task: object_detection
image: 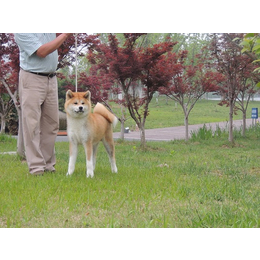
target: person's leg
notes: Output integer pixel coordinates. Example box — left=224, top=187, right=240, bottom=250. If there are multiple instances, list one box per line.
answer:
left=19, top=70, right=47, bottom=174
left=40, top=76, right=59, bottom=172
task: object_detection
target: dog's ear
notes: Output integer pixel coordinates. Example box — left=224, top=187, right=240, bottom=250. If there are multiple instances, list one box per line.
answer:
left=83, top=91, right=91, bottom=101
left=66, top=90, right=74, bottom=100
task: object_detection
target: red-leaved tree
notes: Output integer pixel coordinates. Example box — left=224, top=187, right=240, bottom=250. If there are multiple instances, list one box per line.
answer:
left=86, top=33, right=179, bottom=148
left=0, top=33, right=20, bottom=135
left=159, top=51, right=224, bottom=141
left=209, top=33, right=257, bottom=142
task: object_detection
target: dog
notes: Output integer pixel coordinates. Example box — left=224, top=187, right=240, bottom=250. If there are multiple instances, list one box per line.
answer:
left=64, top=90, right=118, bottom=178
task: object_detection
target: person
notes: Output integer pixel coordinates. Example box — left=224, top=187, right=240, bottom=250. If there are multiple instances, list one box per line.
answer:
left=15, top=33, right=72, bottom=176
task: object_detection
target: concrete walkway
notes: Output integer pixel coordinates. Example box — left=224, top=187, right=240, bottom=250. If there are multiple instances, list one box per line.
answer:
left=55, top=119, right=255, bottom=142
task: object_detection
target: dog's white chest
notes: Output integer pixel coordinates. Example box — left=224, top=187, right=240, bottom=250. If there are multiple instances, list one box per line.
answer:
left=67, top=118, right=89, bottom=144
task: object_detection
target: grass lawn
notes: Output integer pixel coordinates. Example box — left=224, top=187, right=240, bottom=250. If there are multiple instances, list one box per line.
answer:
left=1, top=123, right=260, bottom=227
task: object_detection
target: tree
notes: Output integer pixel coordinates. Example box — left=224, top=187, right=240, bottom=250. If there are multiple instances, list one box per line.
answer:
left=0, top=33, right=22, bottom=153
left=159, top=51, right=224, bottom=141
left=209, top=33, right=257, bottom=142
left=86, top=33, right=178, bottom=148
left=235, top=67, right=259, bottom=136
left=87, top=34, right=213, bottom=142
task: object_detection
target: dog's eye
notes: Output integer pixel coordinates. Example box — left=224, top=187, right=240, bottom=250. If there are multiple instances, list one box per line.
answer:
left=74, top=102, right=78, bottom=105
left=81, top=102, right=85, bottom=105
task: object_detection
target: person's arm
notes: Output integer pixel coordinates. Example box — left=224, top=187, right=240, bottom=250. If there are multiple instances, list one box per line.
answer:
left=36, top=33, right=72, bottom=58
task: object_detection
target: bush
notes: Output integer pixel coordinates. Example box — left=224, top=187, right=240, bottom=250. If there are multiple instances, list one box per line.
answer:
left=191, top=123, right=260, bottom=142
left=191, top=124, right=215, bottom=141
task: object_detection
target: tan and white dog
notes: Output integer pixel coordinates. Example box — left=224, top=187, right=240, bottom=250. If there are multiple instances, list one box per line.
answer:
left=64, top=90, right=118, bottom=178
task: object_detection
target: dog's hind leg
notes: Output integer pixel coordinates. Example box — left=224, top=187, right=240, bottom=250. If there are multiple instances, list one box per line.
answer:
left=102, top=138, right=117, bottom=173
left=84, top=141, right=94, bottom=178
left=66, top=141, right=78, bottom=176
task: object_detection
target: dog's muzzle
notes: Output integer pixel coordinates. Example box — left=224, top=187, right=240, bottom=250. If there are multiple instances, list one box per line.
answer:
left=75, top=106, right=84, bottom=113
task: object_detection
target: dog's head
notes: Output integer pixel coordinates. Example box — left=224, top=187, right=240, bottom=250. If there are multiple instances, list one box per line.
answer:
left=64, top=90, right=91, bottom=118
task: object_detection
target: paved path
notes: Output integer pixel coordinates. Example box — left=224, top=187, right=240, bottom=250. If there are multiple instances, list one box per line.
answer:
left=56, top=119, right=255, bottom=142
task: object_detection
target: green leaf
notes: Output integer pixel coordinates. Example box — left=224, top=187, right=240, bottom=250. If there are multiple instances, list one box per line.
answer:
left=253, top=67, right=260, bottom=73
left=252, top=59, right=260, bottom=63
left=245, top=33, right=256, bottom=38
left=256, top=82, right=260, bottom=88
left=232, top=37, right=241, bottom=42
left=252, top=44, right=260, bottom=52
left=241, top=39, right=251, bottom=47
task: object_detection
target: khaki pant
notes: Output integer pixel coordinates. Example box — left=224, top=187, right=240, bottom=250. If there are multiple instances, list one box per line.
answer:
left=18, top=69, right=59, bottom=174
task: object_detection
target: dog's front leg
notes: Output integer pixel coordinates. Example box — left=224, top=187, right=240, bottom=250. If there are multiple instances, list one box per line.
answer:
left=66, top=141, right=78, bottom=176
left=92, top=143, right=99, bottom=171
left=84, top=141, right=94, bottom=178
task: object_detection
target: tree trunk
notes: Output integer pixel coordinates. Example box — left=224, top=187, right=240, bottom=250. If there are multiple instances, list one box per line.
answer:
left=0, top=114, right=6, bottom=134
left=119, top=105, right=126, bottom=140
left=182, top=103, right=189, bottom=141
left=120, top=119, right=125, bottom=140
left=242, top=110, right=246, bottom=137
left=184, top=115, right=189, bottom=141
left=139, top=124, right=146, bottom=149
left=229, top=104, right=234, bottom=143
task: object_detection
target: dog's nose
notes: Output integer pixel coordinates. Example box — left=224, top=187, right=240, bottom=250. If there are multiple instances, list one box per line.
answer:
left=79, top=106, right=83, bottom=111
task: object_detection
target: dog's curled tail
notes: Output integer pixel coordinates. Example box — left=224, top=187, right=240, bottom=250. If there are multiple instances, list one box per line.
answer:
left=94, top=103, right=118, bottom=128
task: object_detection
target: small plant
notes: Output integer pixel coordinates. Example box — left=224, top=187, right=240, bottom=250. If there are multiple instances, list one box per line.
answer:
left=214, top=124, right=226, bottom=138
left=170, top=150, right=176, bottom=156
left=190, top=124, right=214, bottom=141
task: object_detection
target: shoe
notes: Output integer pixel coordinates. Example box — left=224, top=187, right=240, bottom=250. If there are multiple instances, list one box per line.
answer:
left=32, top=171, right=44, bottom=176
left=45, top=169, right=56, bottom=173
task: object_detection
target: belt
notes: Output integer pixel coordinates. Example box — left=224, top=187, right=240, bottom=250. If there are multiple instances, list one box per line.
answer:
left=29, top=71, right=56, bottom=78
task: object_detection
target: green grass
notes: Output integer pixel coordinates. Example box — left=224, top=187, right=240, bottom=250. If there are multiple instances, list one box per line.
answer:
left=1, top=124, right=260, bottom=227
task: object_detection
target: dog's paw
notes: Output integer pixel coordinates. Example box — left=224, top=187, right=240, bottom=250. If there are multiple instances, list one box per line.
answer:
left=86, top=170, right=94, bottom=178
left=66, top=171, right=73, bottom=176
left=112, top=165, right=118, bottom=173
